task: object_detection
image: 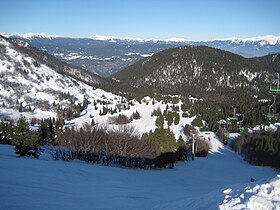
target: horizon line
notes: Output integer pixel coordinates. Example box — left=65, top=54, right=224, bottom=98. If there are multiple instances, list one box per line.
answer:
left=1, top=32, right=280, bottom=43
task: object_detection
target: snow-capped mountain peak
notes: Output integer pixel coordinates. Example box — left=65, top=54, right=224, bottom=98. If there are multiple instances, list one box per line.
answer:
left=163, top=37, right=190, bottom=43
left=92, top=35, right=118, bottom=41
left=5, top=32, right=59, bottom=40
left=92, top=35, right=145, bottom=42
left=216, top=35, right=280, bottom=45
left=122, top=36, right=144, bottom=42
left=245, top=35, right=280, bottom=45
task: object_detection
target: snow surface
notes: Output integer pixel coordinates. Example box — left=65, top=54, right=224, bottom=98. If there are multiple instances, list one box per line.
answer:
left=240, top=70, right=258, bottom=82
left=140, top=53, right=154, bottom=57
left=220, top=175, right=280, bottom=210
left=0, top=136, right=278, bottom=210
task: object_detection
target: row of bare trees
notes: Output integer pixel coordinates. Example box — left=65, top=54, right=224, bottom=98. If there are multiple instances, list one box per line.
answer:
left=50, top=123, right=185, bottom=168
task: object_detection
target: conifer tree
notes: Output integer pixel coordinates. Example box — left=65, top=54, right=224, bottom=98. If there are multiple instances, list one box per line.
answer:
left=132, top=110, right=141, bottom=119
left=0, top=120, right=14, bottom=144
left=177, top=135, right=185, bottom=149
left=192, top=117, right=203, bottom=127
left=38, top=120, right=49, bottom=145
left=174, top=113, right=180, bottom=125
left=155, top=115, right=164, bottom=128
left=147, top=127, right=177, bottom=153
left=19, top=102, right=23, bottom=112
left=82, top=96, right=89, bottom=110
left=13, top=117, right=41, bottom=158
left=176, top=135, right=187, bottom=161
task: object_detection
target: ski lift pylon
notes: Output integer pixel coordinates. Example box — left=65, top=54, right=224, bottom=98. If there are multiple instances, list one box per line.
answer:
left=266, top=95, right=276, bottom=119
left=269, top=73, right=280, bottom=93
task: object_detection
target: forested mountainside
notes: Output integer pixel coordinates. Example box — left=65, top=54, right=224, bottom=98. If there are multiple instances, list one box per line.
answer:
left=251, top=53, right=280, bottom=71
left=111, top=46, right=278, bottom=103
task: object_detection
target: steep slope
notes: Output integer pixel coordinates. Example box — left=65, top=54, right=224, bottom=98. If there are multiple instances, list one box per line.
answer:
left=0, top=35, right=104, bottom=85
left=0, top=36, right=106, bottom=120
left=5, top=33, right=280, bottom=77
left=112, top=46, right=275, bottom=102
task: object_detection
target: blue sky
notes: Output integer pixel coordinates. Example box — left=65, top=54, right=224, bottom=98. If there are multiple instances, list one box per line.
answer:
left=0, top=0, right=279, bottom=40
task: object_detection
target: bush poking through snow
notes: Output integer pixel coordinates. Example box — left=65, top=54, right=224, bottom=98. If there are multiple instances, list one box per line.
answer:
left=131, top=110, right=141, bottom=120
left=108, top=114, right=130, bottom=124
left=195, top=138, right=210, bottom=157
left=51, top=124, right=161, bottom=168
left=49, top=123, right=187, bottom=169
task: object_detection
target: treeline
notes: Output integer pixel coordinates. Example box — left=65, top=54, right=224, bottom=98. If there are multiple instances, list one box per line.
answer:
left=0, top=117, right=62, bottom=157
left=180, top=97, right=280, bottom=132
left=130, top=94, right=280, bottom=136
left=150, top=105, right=211, bottom=158
left=0, top=117, right=188, bottom=169
left=231, top=130, right=280, bottom=170
left=52, top=124, right=188, bottom=169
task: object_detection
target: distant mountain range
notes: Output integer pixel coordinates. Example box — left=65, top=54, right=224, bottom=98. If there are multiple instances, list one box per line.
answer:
left=2, top=33, right=280, bottom=77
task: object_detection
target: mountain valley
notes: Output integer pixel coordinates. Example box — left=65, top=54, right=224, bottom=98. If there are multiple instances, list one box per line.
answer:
left=5, top=33, right=280, bottom=77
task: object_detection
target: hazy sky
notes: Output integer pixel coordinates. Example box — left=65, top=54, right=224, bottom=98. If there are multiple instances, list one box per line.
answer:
left=0, top=0, right=279, bottom=40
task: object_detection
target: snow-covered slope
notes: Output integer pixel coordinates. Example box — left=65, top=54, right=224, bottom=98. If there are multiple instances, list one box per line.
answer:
left=0, top=36, right=106, bottom=122
left=0, top=35, right=195, bottom=138
left=0, top=139, right=278, bottom=210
